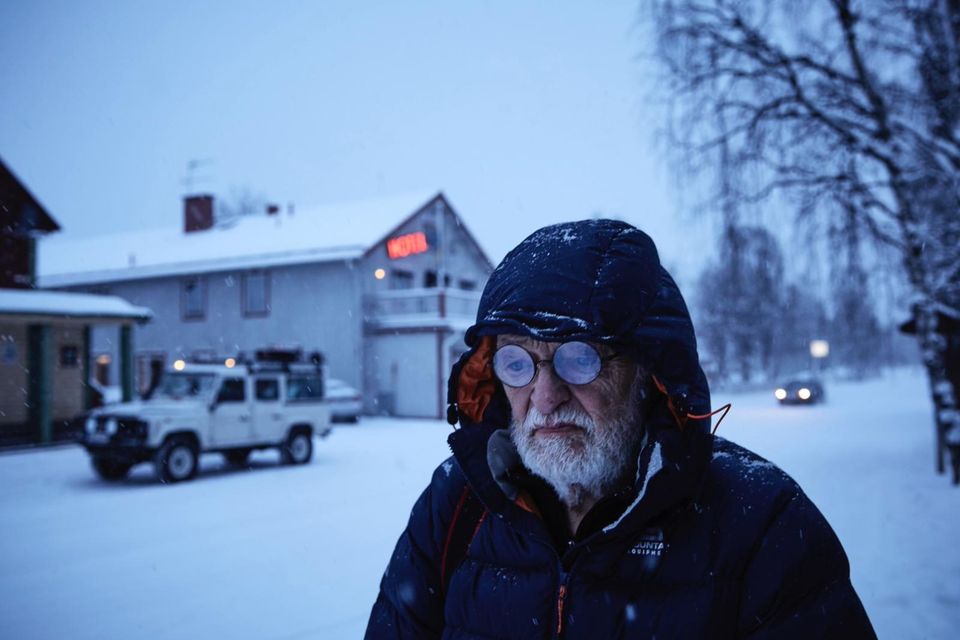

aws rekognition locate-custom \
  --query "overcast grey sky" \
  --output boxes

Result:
[1,0,717,283]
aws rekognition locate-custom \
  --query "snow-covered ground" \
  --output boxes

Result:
[0,368,957,639]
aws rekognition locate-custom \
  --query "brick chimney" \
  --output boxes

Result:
[184,194,214,233]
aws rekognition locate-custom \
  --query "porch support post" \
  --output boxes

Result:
[27,323,52,444]
[82,325,94,410]
[120,324,134,402]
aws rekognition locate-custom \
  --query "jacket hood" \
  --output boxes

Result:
[447,219,716,531]
[448,219,711,423]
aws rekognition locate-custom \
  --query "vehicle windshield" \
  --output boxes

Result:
[153,373,218,401]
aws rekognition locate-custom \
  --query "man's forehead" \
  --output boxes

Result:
[496,334,552,348]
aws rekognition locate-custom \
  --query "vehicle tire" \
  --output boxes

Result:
[280,429,313,465]
[155,437,199,483]
[224,449,251,467]
[91,456,132,481]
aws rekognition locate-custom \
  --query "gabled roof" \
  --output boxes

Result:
[0,157,60,234]
[363,192,495,271]
[0,289,152,322]
[38,189,465,287]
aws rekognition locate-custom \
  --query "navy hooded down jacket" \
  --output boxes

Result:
[366,220,875,639]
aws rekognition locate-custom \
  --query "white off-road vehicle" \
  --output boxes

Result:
[78,350,332,483]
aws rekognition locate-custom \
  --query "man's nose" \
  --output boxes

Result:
[529,363,570,415]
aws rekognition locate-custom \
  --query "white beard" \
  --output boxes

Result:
[510,380,643,510]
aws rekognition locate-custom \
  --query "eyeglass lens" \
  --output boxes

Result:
[492,341,603,387]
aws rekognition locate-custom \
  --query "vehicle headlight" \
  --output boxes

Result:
[105,418,118,434]
[85,417,96,434]
[775,388,787,400]
[798,388,812,400]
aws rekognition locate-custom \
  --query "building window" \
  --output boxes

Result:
[425,271,450,288]
[390,270,414,290]
[242,270,270,317]
[94,354,111,385]
[59,345,79,367]
[182,277,206,320]
[1,339,17,365]
[459,279,476,291]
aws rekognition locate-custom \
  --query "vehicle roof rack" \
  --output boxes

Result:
[255,347,303,363]
[242,347,325,374]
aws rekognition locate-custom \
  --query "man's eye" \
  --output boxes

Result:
[507,361,526,372]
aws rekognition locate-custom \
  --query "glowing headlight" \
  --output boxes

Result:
[798,388,812,400]
[85,417,96,434]
[105,418,118,435]
[775,388,787,400]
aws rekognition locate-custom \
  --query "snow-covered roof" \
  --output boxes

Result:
[37,190,441,287]
[0,289,152,321]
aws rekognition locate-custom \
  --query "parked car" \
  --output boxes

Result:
[774,378,826,405]
[77,349,332,483]
[325,378,362,423]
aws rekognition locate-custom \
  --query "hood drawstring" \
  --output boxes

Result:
[652,375,732,434]
[691,403,732,435]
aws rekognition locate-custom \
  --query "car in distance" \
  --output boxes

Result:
[774,378,826,405]
[325,378,362,423]
[77,349,332,483]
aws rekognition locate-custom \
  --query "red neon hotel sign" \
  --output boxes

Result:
[387,231,429,259]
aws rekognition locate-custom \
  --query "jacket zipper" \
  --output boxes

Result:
[555,571,569,637]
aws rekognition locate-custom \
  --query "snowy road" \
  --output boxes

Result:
[0,368,957,639]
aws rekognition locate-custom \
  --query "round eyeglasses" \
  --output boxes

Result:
[492,341,617,388]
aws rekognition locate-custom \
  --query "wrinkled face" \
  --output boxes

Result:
[497,335,645,506]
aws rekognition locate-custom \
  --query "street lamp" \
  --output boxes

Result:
[810,340,829,359]
[810,340,829,373]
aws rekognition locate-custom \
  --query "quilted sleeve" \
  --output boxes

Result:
[738,489,877,640]
[365,460,465,639]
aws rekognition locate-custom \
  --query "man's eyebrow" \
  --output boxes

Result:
[497,336,615,355]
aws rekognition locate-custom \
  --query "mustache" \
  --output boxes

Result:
[522,406,596,431]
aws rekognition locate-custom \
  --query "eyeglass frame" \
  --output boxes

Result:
[491,341,621,388]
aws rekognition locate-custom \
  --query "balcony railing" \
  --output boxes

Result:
[364,287,481,325]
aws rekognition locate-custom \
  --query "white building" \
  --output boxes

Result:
[38,191,493,419]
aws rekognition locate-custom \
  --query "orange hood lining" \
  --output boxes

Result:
[456,335,498,424]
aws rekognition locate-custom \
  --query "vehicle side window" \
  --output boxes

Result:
[286,375,324,401]
[217,378,246,403]
[255,378,280,401]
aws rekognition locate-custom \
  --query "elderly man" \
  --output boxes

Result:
[366,220,875,639]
